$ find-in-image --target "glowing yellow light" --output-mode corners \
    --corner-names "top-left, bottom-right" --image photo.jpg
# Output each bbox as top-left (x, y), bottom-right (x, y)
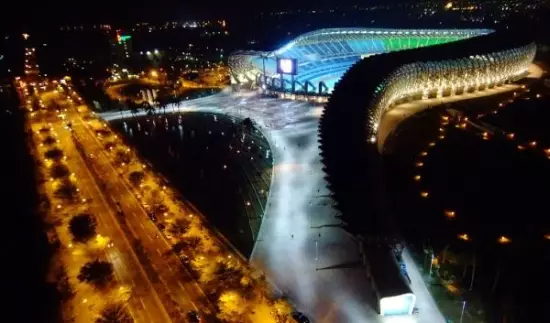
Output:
top-left (498, 236), bottom-right (511, 244)
top-left (458, 233), bottom-right (470, 241)
top-left (444, 210), bottom-right (456, 218)
top-left (414, 175), bottom-right (421, 181)
top-left (416, 162), bottom-right (424, 167)
top-left (420, 191), bottom-right (429, 198)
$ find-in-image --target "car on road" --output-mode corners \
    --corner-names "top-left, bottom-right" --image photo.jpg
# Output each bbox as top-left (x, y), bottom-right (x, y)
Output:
top-left (291, 312), bottom-right (310, 323)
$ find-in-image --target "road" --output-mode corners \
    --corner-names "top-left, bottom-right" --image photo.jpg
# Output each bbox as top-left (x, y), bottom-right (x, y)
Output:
top-left (66, 105), bottom-right (212, 319)
top-left (51, 119), bottom-right (172, 323)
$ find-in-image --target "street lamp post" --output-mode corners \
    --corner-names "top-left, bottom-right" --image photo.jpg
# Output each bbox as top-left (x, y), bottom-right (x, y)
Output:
top-left (469, 253), bottom-right (476, 291)
top-left (459, 300), bottom-right (467, 323)
top-left (428, 251), bottom-right (434, 278)
top-left (315, 239), bottom-right (319, 271)
top-left (261, 54), bottom-right (267, 89)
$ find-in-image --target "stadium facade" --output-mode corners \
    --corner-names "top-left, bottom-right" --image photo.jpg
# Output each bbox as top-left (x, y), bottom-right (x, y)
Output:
top-left (229, 28), bottom-right (493, 101)
top-left (317, 28), bottom-right (535, 316)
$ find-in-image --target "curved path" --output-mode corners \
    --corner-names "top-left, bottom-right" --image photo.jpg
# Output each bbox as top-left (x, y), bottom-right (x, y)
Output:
top-left (101, 90), bottom-right (446, 322)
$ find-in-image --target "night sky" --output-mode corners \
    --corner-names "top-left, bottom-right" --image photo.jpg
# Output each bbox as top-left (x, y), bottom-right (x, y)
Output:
top-left (2, 0), bottom-right (396, 30)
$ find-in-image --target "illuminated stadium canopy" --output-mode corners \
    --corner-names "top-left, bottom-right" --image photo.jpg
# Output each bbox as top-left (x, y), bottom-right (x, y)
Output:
top-left (229, 28), bottom-right (493, 94)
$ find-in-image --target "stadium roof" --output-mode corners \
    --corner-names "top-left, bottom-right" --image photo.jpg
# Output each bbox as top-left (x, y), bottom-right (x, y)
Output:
top-left (265, 28), bottom-right (492, 87)
top-left (272, 27), bottom-right (493, 57)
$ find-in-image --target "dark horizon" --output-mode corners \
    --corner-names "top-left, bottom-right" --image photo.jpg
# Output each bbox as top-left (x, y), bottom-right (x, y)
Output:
top-left (1, 0), bottom-right (451, 31)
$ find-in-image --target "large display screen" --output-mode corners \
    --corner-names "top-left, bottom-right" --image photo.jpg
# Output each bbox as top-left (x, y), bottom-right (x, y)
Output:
top-left (277, 58), bottom-right (297, 75)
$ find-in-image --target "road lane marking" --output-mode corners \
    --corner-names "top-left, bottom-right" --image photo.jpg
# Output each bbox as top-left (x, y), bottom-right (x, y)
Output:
top-left (139, 297), bottom-right (155, 323)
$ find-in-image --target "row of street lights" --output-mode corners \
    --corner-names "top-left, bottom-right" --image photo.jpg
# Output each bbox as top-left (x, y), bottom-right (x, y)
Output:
top-left (415, 84), bottom-right (550, 244)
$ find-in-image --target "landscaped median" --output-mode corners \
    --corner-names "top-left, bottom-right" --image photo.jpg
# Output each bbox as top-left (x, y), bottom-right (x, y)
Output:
top-left (75, 100), bottom-right (295, 322)
top-left (21, 82), bottom-right (133, 323)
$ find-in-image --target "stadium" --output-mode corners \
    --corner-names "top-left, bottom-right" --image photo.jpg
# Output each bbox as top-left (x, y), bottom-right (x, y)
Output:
top-left (229, 28), bottom-right (493, 100)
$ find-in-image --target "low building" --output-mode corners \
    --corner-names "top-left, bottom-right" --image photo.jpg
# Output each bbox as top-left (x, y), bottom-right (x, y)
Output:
top-left (363, 245), bottom-right (416, 316)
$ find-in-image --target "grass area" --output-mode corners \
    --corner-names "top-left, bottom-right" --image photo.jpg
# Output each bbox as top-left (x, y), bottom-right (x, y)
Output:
top-left (110, 113), bottom-right (272, 256)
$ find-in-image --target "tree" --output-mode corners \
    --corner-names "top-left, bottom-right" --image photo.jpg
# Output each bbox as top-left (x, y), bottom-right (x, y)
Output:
top-left (272, 298), bottom-right (293, 323)
top-left (115, 150), bottom-right (131, 165)
top-left (168, 218), bottom-right (191, 236)
top-left (172, 236), bottom-right (201, 254)
top-left (126, 99), bottom-right (140, 120)
top-left (154, 88), bottom-right (171, 115)
top-left (217, 290), bottom-right (249, 322)
top-left (96, 303), bottom-right (134, 323)
top-left (44, 148), bottom-right (64, 160)
top-left (78, 260), bottom-right (114, 288)
top-left (128, 171), bottom-right (144, 187)
top-left (214, 262), bottom-right (243, 290)
top-left (141, 101), bottom-right (155, 116)
top-left (69, 213), bottom-right (97, 242)
top-left (242, 118), bottom-right (254, 133)
top-left (54, 181), bottom-right (78, 202)
top-left (50, 164), bottom-right (70, 179)
top-left (43, 136), bottom-right (57, 146)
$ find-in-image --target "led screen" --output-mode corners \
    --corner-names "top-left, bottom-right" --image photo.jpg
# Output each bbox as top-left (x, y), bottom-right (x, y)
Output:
top-left (277, 58), bottom-right (297, 75)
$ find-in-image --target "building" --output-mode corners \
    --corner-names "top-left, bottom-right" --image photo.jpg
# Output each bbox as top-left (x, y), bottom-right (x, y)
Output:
top-left (362, 245), bottom-right (416, 316)
top-left (24, 47), bottom-right (40, 80)
top-left (229, 28), bottom-right (492, 100)
top-left (110, 31), bottom-right (133, 67)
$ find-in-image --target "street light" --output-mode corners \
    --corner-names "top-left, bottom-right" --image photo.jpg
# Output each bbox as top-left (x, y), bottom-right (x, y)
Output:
top-left (457, 233), bottom-right (470, 241)
top-left (459, 300), bottom-right (467, 323)
top-left (444, 210), bottom-right (456, 219)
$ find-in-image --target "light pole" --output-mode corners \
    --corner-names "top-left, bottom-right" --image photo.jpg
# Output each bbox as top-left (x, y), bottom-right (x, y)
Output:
top-left (261, 54), bottom-right (267, 89)
top-left (459, 300), bottom-right (467, 323)
top-left (469, 253), bottom-right (476, 291)
top-left (315, 239), bottom-right (319, 271)
top-left (428, 251), bottom-right (434, 278)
